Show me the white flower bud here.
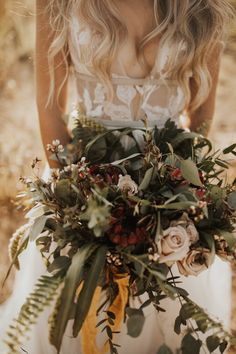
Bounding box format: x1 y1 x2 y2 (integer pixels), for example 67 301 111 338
117 174 138 196
52 139 60 146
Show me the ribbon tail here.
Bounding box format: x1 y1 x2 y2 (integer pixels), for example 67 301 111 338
81 286 103 354
103 275 130 353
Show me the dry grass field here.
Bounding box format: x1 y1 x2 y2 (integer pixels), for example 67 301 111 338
0 0 236 347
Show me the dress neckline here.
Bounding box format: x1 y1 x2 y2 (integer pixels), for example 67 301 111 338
74 70 177 86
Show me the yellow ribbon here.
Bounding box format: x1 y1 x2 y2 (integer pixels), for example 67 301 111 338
78 274 130 354
81 286 103 354
103 274 130 353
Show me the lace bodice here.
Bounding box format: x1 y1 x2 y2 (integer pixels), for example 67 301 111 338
68 15 192 128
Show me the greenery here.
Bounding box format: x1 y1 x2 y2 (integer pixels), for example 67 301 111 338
3 112 236 354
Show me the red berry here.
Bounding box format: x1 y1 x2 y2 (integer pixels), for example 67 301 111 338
120 237 128 248
196 188 206 199
114 224 123 234
171 168 182 180
128 233 138 245
111 234 121 244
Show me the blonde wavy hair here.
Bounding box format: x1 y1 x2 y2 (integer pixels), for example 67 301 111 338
46 0 234 112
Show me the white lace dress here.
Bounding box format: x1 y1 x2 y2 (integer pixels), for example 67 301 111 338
0 14 232 354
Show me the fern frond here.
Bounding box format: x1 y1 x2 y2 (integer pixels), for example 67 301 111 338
8 222 33 270
71 108 107 147
76 109 107 134
3 275 63 354
48 285 64 346
181 297 236 346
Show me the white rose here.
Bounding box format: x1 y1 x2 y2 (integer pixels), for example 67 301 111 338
117 175 138 196
177 249 213 277
158 226 190 264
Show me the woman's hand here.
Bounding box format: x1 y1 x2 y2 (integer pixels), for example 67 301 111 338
35 0 71 168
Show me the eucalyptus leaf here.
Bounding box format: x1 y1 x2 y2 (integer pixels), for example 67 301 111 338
85 135 108 162
73 245 107 336
172 132 200 147
26 204 46 218
127 308 145 337
156 344 173 354
47 256 71 274
180 160 203 187
219 340 228 353
50 244 96 351
153 201 198 210
223 143 236 155
181 333 202 354
227 191 236 209
217 229 236 250
111 153 141 166
174 315 182 335
28 215 48 241
155 211 163 243
139 167 154 191
201 233 215 262
206 335 220 352
54 179 76 205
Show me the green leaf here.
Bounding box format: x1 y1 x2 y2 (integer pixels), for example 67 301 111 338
227 191 236 209
85 135 107 162
181 333 202 354
174 315 182 335
111 153 141 166
126 308 145 337
201 233 215 262
206 335 220 352
54 179 76 205
139 167 154 191
172 132 200 147
217 229 236 250
26 203 46 218
223 143 236 155
219 340 228 353
28 216 48 241
155 211 163 243
156 344 173 354
180 160 203 187
180 305 193 321
153 201 198 210
47 256 71 274
73 245 107 336
50 244 96 351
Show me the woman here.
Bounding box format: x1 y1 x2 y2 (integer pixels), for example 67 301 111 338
0 0 234 353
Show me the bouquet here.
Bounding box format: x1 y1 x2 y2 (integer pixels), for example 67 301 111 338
4 112 236 354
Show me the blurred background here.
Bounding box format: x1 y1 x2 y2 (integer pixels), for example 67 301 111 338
0 0 236 332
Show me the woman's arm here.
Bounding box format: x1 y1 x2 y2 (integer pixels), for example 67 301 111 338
187 44 222 136
35 0 71 168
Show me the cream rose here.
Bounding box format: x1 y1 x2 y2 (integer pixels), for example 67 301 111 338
186 223 199 244
177 249 213 277
170 213 199 244
117 175 138 196
158 225 191 264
